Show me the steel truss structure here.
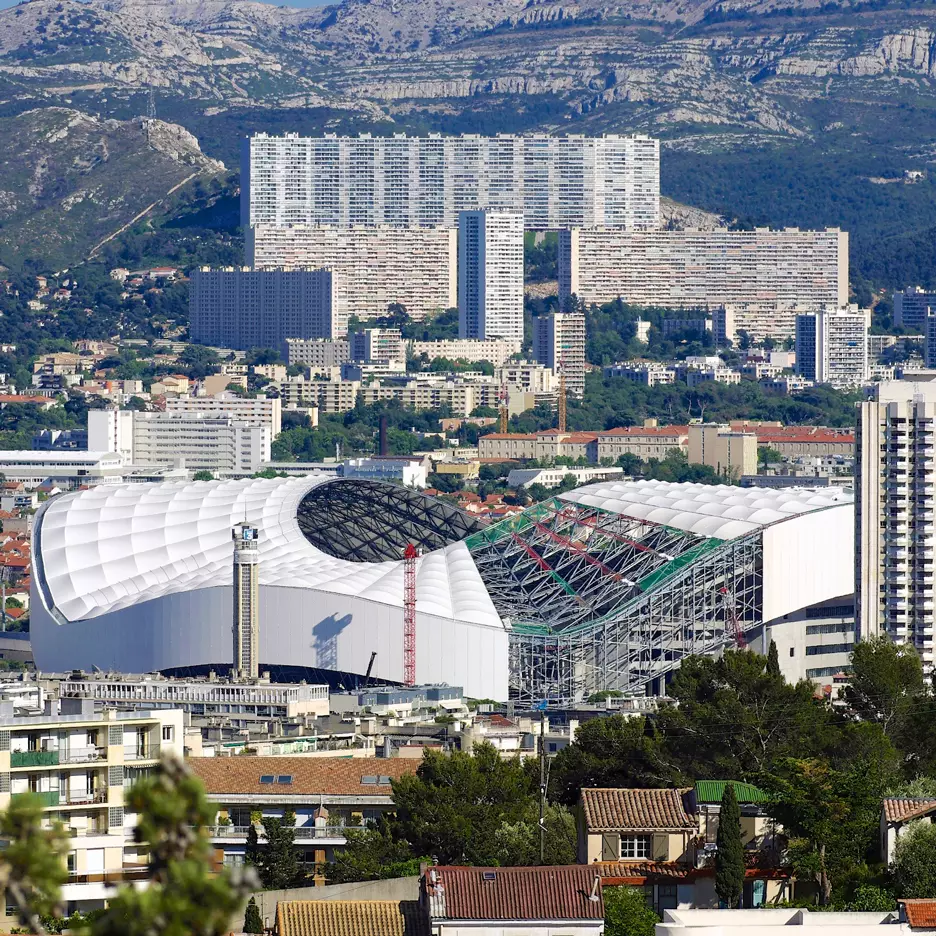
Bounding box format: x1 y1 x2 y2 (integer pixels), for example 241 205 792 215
467 498 763 705
297 480 480 563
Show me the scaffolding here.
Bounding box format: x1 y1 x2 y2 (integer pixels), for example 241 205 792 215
466 497 763 705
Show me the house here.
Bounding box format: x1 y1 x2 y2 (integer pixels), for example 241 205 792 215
578 782 789 912
187 756 418 874
880 797 936 863
276 900 428 936
423 865 605 936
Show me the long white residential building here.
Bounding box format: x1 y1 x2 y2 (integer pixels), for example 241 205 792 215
712 304 806 346
166 392 283 436
0 450 127 487
88 409 271 475
533 310 586 398
795 305 870 389
190 267 336 348
856 379 936 669
246 224 457 331
408 338 522 367
241 133 660 230
458 211 524 343
558 227 849 310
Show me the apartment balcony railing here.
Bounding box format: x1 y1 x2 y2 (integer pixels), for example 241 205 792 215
11 750 59 768
203 824 367 840
123 744 159 762
66 867 150 886
68 825 109 837
12 790 60 807
61 746 106 765
62 789 108 806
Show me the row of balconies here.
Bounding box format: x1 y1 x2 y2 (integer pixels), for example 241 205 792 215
8 744 157 769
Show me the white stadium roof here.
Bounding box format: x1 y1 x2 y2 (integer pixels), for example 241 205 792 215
559 479 854 541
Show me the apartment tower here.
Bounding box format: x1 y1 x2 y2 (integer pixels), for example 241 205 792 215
856 380 936 669
533 311 587 398
794 305 870 390
458 211 524 343
232 522 260 680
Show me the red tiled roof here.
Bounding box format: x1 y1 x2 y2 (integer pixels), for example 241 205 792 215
0 395 55 405
581 788 695 832
188 756 416 796
277 900 429 936
427 866 604 921
593 861 696 883
481 433 537 441
4 607 25 619
600 426 690 438
902 900 936 928
883 798 936 823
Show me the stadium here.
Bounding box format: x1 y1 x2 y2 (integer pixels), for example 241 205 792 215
31 477 854 703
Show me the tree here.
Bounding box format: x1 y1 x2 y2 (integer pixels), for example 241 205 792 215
245 821 262 869
326 817 422 884
766 641 781 679
258 810 302 890
758 446 782 467
603 886 660 936
0 793 67 934
491 804 577 867
94 754 256 936
715 784 744 908
192 470 214 481
892 821 936 898
243 897 264 934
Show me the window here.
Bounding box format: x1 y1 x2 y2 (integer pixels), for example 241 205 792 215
259 775 275 785
162 726 174 743
621 835 651 860
806 643 852 656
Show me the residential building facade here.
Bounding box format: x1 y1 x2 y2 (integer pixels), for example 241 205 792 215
241 132 660 230
894 287 936 331
533 311 586 398
350 328 405 362
559 228 848 310
190 267 336 349
795 305 870 389
687 425 758 480
166 393 283 436
458 211 524 343
712 304 802 346
408 338 522 367
246 225 458 330
283 338 350 369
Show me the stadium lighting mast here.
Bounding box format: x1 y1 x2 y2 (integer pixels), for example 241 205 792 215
232 521 260 680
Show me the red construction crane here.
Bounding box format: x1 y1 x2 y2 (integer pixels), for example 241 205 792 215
719 586 746 649
403 544 418 686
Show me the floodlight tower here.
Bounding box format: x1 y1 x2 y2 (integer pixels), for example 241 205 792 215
232 521 260 679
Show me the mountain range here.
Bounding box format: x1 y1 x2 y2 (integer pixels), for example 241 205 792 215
3 0 936 275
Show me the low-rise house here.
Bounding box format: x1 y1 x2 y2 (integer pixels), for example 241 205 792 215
579 782 789 912
880 797 936 863
424 865 605 936
277 900 428 936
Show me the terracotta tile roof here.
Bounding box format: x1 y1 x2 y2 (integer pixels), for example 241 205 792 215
276 901 428 936
593 861 696 882
599 426 690 438
581 788 695 832
188 756 416 797
481 433 537 441
883 798 936 823
426 866 604 921
902 900 936 928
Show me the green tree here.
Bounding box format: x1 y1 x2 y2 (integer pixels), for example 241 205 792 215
0 793 67 934
715 784 744 908
326 818 422 884
892 821 936 898
758 446 782 467
603 886 660 936
845 885 897 911
245 822 262 869
94 755 255 936
392 743 538 865
192 470 214 481
491 804 577 866
243 897 263 934
258 810 301 890
766 641 781 680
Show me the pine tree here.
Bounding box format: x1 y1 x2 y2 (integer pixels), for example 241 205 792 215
243 897 264 934
260 809 302 890
715 783 745 909
766 641 781 679
246 822 262 869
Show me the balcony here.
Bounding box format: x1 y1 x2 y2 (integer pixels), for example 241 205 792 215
123 744 159 762
62 789 108 806
66 867 150 886
202 824 367 841
11 750 59 768
60 746 105 765
12 791 60 807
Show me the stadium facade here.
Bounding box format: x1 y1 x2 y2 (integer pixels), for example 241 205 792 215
31 478 854 703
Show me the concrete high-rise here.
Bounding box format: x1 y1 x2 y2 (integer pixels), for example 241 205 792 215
856 380 936 669
795 305 870 390
232 522 260 679
190 267 335 349
458 211 524 343
241 133 661 231
533 311 586 398
894 287 936 331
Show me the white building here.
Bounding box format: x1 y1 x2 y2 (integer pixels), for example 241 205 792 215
408 338 522 367
0 699 183 923
341 456 429 489
0 450 126 487
604 363 676 386
458 211 524 343
246 225 457 332
795 305 870 389
190 267 335 349
166 392 282 436
241 132 660 230
856 380 936 669
712 303 803 346
349 328 405 362
657 908 932 936
894 286 936 332
88 409 271 475
559 227 849 310
506 466 623 489
924 311 936 369
533 311 586 398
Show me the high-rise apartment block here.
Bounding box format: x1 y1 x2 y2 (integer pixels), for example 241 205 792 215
856 380 936 668
794 305 870 389
894 287 936 331
241 133 660 231
533 311 587 398
88 409 271 475
232 522 260 679
165 392 282 436
350 328 405 362
246 224 457 331
283 338 350 369
190 267 335 349
712 304 804 346
558 227 848 310
458 211 524 343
